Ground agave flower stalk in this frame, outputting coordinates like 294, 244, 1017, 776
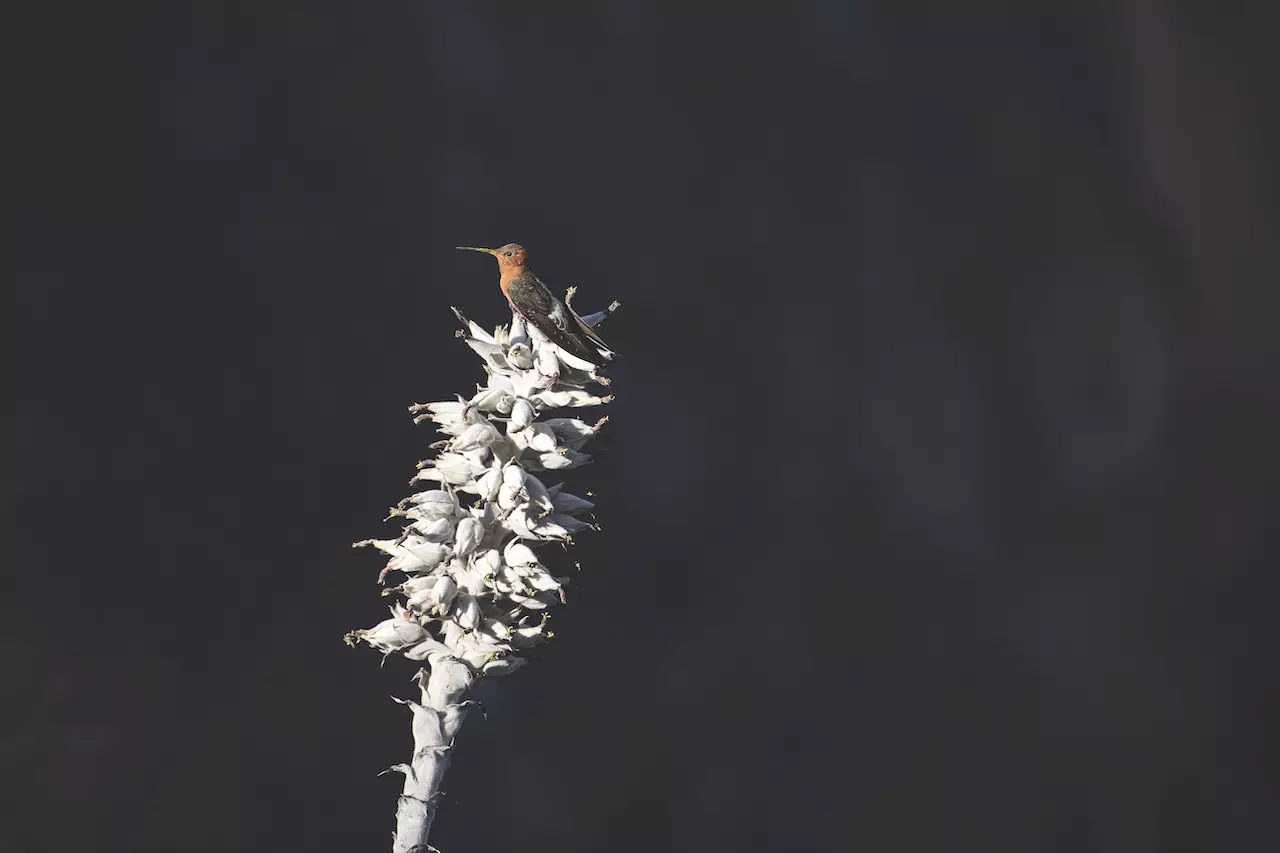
346, 299, 618, 853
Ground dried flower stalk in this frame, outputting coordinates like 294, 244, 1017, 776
346, 300, 617, 853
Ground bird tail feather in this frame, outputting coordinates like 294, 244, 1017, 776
568, 307, 616, 360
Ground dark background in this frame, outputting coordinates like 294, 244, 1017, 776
8, 1, 1280, 851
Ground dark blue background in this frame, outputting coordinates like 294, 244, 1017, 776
8, 2, 1280, 851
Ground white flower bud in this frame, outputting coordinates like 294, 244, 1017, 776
359, 612, 430, 653
407, 568, 458, 607
413, 516, 454, 543
527, 448, 591, 471
402, 638, 453, 662
529, 390, 570, 408
417, 397, 472, 421
530, 513, 587, 539
412, 400, 464, 421
508, 398, 535, 432
520, 565, 562, 593
502, 505, 541, 540
473, 548, 503, 578
505, 371, 540, 401
441, 614, 464, 644
475, 467, 502, 501
497, 483, 523, 512
480, 617, 511, 642
452, 593, 481, 631
501, 464, 526, 489
456, 635, 508, 671
485, 372, 514, 392
503, 540, 538, 567
494, 464, 523, 509
566, 389, 610, 407
533, 389, 610, 408
509, 622, 549, 648
398, 572, 442, 597
550, 491, 594, 514
534, 344, 560, 380
439, 620, 492, 663
417, 450, 481, 484
520, 470, 550, 499
481, 656, 525, 676
450, 421, 501, 452
403, 490, 457, 521
487, 570, 517, 596
505, 590, 554, 610
471, 387, 515, 414
507, 473, 553, 518
509, 314, 528, 346
548, 342, 597, 372
544, 417, 596, 443
452, 516, 482, 557
422, 416, 466, 435
522, 423, 558, 453
496, 559, 533, 594
466, 338, 507, 371
529, 451, 568, 471
549, 512, 589, 533
448, 557, 488, 596
405, 583, 437, 612
577, 301, 618, 326
356, 537, 449, 581
402, 540, 451, 570
506, 342, 534, 369
430, 574, 457, 609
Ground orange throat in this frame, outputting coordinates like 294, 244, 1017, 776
498, 266, 524, 301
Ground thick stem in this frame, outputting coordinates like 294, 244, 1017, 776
391, 655, 475, 853
393, 749, 449, 853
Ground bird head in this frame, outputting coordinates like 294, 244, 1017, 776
456, 243, 527, 274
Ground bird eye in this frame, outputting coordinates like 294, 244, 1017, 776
504, 251, 513, 257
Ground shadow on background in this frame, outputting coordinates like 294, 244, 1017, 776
8, 1, 1279, 851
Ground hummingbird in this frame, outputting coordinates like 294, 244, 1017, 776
456, 244, 615, 365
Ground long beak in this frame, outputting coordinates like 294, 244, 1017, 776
455, 246, 497, 255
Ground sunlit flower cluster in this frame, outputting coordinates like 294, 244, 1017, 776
346, 301, 616, 853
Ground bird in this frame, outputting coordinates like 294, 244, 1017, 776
455, 244, 615, 365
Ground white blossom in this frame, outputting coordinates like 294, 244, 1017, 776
449, 420, 502, 452
502, 539, 538, 568
413, 517, 453, 543
550, 491, 594, 514
347, 298, 617, 853
401, 489, 457, 520
415, 452, 483, 486
452, 516, 483, 557
506, 342, 534, 370
508, 397, 535, 432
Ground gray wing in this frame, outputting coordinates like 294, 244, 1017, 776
506, 273, 556, 321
